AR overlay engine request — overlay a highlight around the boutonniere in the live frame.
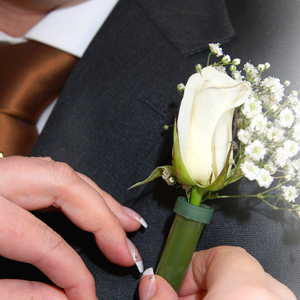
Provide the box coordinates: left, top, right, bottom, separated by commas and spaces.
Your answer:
132, 43, 300, 293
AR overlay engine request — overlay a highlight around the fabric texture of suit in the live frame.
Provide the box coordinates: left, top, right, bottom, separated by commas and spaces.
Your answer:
1, 0, 300, 298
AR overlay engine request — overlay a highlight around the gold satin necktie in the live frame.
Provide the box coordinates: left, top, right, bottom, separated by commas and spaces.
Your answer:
0, 40, 78, 156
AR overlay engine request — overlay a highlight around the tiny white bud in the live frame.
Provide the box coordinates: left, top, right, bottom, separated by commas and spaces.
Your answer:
229, 159, 235, 165
169, 176, 176, 183
284, 80, 291, 87
291, 90, 298, 97
270, 104, 278, 112
264, 62, 271, 69
209, 43, 223, 57
257, 64, 265, 72
232, 58, 241, 66
285, 173, 292, 181
230, 65, 236, 72
222, 55, 231, 63
195, 64, 202, 72
177, 83, 185, 93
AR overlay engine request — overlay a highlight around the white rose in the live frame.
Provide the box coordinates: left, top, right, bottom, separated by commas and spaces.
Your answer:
176, 66, 251, 187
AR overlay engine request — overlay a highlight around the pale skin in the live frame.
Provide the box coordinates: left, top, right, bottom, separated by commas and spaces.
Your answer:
0, 1, 297, 299
0, 156, 144, 300
139, 246, 297, 300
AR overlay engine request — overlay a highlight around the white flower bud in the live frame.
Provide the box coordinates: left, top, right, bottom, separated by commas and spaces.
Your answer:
257, 64, 265, 72
195, 64, 202, 72
168, 176, 176, 185
264, 62, 271, 69
229, 159, 235, 165
230, 65, 236, 72
284, 80, 291, 87
177, 83, 185, 93
222, 55, 231, 63
284, 173, 292, 181
232, 58, 241, 66
209, 43, 223, 57
270, 104, 278, 112
291, 90, 298, 97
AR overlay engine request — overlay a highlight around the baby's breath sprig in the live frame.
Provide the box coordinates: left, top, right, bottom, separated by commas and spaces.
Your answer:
206, 43, 300, 218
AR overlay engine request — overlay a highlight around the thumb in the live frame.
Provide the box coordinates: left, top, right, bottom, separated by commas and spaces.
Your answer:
139, 268, 178, 300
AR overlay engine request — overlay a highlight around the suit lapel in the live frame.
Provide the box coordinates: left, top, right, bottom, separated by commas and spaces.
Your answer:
32, 0, 235, 204
136, 0, 235, 56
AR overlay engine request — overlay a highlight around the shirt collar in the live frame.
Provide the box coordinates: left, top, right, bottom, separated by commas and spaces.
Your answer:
23, 0, 118, 57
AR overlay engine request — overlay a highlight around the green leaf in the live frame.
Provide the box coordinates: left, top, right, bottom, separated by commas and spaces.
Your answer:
206, 143, 233, 192
129, 165, 173, 189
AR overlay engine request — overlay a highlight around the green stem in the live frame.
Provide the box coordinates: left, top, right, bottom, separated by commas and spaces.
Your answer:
155, 197, 214, 293
190, 186, 206, 206
216, 194, 275, 199
155, 214, 205, 292
207, 53, 212, 66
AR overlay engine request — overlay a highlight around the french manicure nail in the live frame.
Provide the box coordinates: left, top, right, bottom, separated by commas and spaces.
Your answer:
126, 238, 144, 273
123, 206, 148, 228
142, 267, 154, 278
142, 268, 156, 300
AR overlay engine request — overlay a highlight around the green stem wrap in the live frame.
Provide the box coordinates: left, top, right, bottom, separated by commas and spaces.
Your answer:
155, 197, 214, 293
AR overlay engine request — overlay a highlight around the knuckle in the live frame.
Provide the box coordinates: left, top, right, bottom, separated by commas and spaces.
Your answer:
41, 225, 64, 254
50, 161, 79, 189
33, 225, 66, 267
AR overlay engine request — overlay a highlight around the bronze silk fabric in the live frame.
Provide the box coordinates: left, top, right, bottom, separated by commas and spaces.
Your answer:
0, 40, 77, 156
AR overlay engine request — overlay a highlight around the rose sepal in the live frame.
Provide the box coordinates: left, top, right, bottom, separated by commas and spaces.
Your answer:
129, 165, 174, 189
172, 121, 205, 189
206, 143, 233, 191
225, 166, 243, 186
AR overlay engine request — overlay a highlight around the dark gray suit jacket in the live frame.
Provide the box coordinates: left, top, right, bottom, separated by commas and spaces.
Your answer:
2, 0, 300, 298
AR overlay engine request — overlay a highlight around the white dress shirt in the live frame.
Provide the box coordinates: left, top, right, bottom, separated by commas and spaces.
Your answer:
0, 0, 119, 133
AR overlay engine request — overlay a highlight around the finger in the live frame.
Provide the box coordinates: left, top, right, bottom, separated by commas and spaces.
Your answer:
77, 172, 148, 231
180, 246, 295, 300
139, 268, 178, 300
0, 156, 142, 269
0, 196, 97, 300
178, 247, 262, 297
266, 273, 297, 300
0, 279, 69, 300
178, 254, 206, 299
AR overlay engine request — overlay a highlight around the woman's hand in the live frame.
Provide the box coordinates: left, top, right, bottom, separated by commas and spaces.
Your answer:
0, 156, 146, 300
139, 246, 296, 300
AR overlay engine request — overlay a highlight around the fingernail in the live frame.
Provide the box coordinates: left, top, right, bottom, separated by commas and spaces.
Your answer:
126, 238, 144, 273
142, 267, 154, 278
142, 268, 156, 300
123, 206, 148, 228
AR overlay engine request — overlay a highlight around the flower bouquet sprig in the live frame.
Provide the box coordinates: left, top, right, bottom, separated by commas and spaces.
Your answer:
132, 43, 300, 292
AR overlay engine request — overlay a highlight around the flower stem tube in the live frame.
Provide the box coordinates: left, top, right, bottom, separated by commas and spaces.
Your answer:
155, 197, 214, 293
